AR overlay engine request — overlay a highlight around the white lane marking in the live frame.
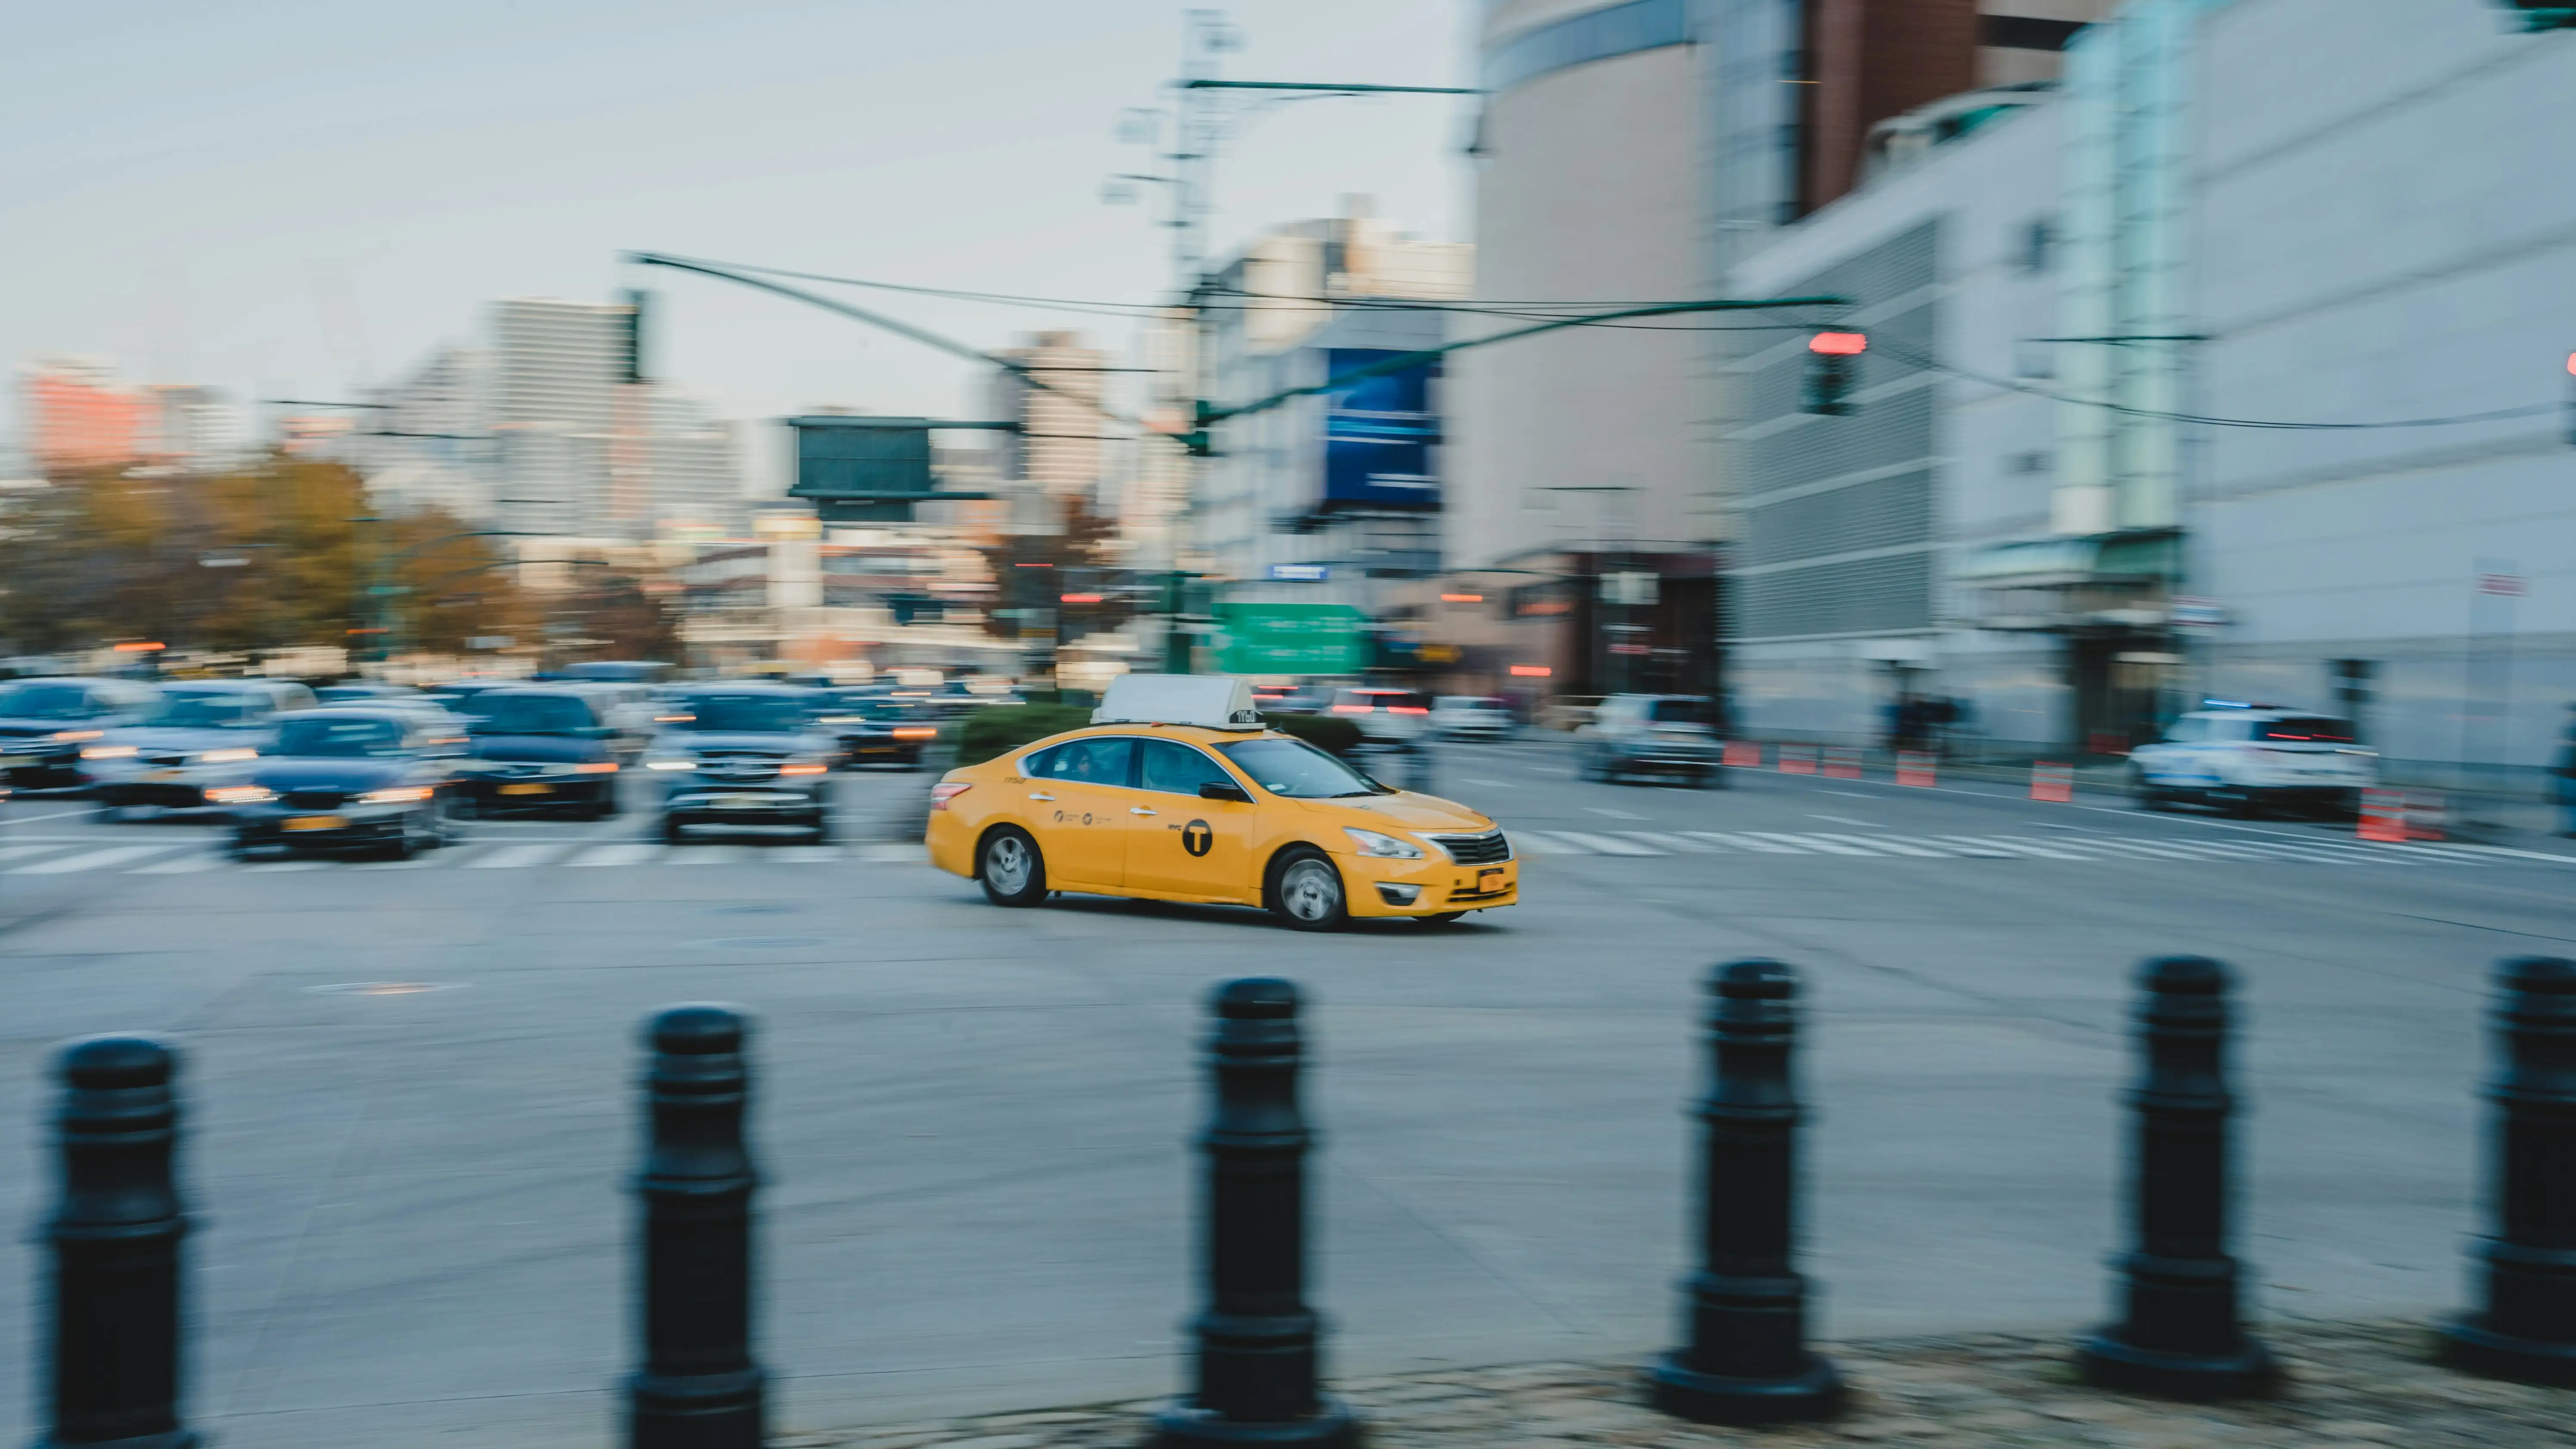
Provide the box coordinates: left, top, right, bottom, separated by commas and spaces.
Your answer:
1509, 831, 1590, 856
2424, 841, 2576, 867
1462, 778, 1511, 788
566, 843, 662, 868
772, 846, 844, 863
0, 842, 74, 862
1807, 814, 1879, 828
0, 806, 112, 825
1585, 807, 1647, 820
1686, 832, 1810, 853
1948, 837, 2097, 859
131, 852, 226, 874
1622, 831, 1721, 853
2035, 836, 2216, 862
665, 845, 754, 865
1805, 833, 1950, 858
242, 859, 337, 872
1742, 832, 1882, 856
351, 852, 444, 870
857, 842, 927, 862
1544, 830, 1663, 856
10, 844, 181, 874
1925, 837, 2022, 858
466, 844, 571, 869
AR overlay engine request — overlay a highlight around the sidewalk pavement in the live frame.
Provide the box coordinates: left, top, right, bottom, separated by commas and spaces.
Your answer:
779, 1319, 2565, 1448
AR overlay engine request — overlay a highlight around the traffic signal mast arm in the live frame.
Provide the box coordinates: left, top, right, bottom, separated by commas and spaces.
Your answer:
1188, 295, 1848, 448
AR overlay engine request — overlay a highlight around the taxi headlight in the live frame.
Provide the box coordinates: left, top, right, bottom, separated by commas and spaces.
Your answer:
361, 786, 434, 805
209, 785, 274, 805
200, 747, 258, 764
1343, 827, 1425, 859
80, 744, 138, 760
644, 756, 697, 771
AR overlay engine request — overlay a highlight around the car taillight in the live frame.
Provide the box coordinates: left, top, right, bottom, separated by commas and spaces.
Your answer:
1389, 706, 1429, 715
1331, 704, 1373, 715
893, 727, 937, 740
929, 783, 972, 811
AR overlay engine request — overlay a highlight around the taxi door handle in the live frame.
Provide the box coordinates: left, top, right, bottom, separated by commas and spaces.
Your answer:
1130, 806, 1158, 816
1028, 792, 1055, 801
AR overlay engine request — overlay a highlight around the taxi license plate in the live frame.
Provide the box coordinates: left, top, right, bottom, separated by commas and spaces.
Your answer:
499, 782, 553, 795
284, 815, 346, 832
1478, 868, 1506, 893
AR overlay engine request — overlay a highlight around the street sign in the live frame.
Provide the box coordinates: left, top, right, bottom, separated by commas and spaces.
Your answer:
1212, 602, 1370, 676
1268, 563, 1331, 581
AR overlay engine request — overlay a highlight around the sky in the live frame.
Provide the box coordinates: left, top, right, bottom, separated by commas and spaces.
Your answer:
0, 0, 1478, 487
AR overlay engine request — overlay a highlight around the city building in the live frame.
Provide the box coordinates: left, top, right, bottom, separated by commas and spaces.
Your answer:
1189, 203, 1471, 623
990, 330, 1109, 512
674, 504, 1011, 674
20, 358, 150, 471
1715, 0, 2576, 795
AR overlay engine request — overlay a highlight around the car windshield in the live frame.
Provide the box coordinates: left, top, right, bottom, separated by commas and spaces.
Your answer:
148, 694, 257, 728
275, 717, 409, 758
0, 682, 101, 720
1215, 737, 1390, 799
473, 694, 596, 734
1646, 699, 1707, 724
674, 694, 808, 733
2257, 716, 2355, 743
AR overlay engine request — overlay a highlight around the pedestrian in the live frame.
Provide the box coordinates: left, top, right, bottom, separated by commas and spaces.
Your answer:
2553, 704, 2576, 838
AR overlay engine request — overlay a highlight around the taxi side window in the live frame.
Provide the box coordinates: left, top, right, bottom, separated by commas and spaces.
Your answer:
1138, 738, 1235, 797
1026, 737, 1136, 787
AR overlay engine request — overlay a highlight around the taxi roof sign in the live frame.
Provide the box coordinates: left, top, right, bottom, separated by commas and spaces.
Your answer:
1091, 674, 1264, 731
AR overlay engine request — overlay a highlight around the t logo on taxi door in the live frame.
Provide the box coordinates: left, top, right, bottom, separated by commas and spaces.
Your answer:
1182, 819, 1214, 857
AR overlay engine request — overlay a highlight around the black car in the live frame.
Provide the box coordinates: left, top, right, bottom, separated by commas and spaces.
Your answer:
449, 687, 623, 819
0, 677, 161, 790
817, 690, 938, 769
227, 709, 460, 860
645, 686, 837, 843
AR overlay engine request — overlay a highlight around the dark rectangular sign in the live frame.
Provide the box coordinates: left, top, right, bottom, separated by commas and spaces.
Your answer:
1322, 349, 1440, 510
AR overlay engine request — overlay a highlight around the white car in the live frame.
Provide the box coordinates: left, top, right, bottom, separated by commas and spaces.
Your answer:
2128, 706, 2376, 817
85, 679, 318, 819
1329, 687, 1433, 748
1430, 696, 1517, 742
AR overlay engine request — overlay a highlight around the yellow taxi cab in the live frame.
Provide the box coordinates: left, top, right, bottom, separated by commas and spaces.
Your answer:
925, 675, 1517, 931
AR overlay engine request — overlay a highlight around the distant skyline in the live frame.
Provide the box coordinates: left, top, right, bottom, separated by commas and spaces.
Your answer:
1, 0, 1475, 487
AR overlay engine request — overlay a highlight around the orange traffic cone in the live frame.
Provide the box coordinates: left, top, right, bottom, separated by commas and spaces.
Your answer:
2357, 788, 2407, 842
1723, 740, 1761, 768
1823, 747, 1863, 780
2031, 762, 2074, 803
1895, 751, 1936, 787
1779, 745, 1817, 775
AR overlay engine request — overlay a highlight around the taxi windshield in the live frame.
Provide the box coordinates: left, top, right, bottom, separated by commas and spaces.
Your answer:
1214, 737, 1390, 799
276, 717, 409, 758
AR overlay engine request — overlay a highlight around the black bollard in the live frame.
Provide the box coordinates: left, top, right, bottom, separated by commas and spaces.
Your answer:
2443, 956, 2576, 1384
40, 1036, 196, 1449
1153, 979, 1357, 1448
627, 1006, 764, 1449
2077, 956, 2275, 1398
1647, 961, 1842, 1424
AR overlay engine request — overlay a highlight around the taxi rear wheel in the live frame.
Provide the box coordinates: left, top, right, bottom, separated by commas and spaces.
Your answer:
979, 827, 1047, 907
1269, 847, 1348, 932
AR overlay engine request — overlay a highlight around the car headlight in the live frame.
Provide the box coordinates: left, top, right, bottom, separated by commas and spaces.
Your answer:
644, 756, 697, 771
199, 747, 258, 764
574, 761, 618, 774
53, 730, 103, 742
209, 785, 274, 805
80, 744, 138, 760
780, 759, 829, 777
361, 786, 434, 805
1343, 826, 1425, 859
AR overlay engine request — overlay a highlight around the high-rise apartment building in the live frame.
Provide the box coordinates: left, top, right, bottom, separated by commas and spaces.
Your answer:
20, 358, 150, 471
989, 331, 1108, 505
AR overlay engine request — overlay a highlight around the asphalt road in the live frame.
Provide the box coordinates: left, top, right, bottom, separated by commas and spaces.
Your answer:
1, 743, 2570, 1446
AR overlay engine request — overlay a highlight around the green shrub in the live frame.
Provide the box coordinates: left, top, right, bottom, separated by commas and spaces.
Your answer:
952, 703, 1093, 766
1262, 711, 1361, 757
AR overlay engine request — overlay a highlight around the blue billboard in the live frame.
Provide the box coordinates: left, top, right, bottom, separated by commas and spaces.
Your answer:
1322, 348, 1440, 510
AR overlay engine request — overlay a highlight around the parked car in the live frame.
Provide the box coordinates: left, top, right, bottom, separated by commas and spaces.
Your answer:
1575, 694, 1722, 787
1430, 695, 1517, 742
645, 685, 838, 843
224, 709, 461, 860
2128, 705, 2376, 817
86, 678, 317, 819
449, 687, 623, 819
0, 677, 161, 791
1537, 695, 1607, 733
816, 690, 940, 769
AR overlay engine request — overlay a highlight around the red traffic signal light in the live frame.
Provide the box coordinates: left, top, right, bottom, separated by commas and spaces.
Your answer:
1808, 331, 1868, 356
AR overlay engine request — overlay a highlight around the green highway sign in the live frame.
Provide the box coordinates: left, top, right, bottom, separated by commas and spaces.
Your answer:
1212, 602, 1370, 675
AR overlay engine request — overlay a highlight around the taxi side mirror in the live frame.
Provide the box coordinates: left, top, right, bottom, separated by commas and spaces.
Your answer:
1199, 782, 1251, 803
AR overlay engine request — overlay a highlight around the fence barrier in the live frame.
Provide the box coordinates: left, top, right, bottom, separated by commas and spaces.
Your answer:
1723, 741, 1762, 769
2032, 762, 2074, 803
2076, 958, 2275, 1397
33, 957, 2576, 1434
1647, 961, 1842, 1423
1822, 747, 1864, 781
1895, 751, 1937, 788
1778, 746, 1817, 776
2442, 957, 2576, 1385
1154, 979, 1356, 1446
2359, 789, 2408, 842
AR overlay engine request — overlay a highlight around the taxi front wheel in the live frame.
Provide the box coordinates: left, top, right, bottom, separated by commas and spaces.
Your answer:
1269, 847, 1348, 932
979, 827, 1048, 907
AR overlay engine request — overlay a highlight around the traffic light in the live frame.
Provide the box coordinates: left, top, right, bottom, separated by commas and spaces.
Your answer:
2501, 2, 2576, 29
1801, 331, 1867, 416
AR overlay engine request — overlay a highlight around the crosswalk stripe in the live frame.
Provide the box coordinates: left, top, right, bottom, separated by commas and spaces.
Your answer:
466, 844, 570, 869
1742, 832, 1880, 856
131, 852, 226, 874
2028, 836, 2215, 862
1804, 833, 1951, 857
10, 844, 180, 875
772, 846, 844, 863
1620, 831, 1721, 853
242, 859, 337, 872
665, 845, 754, 865
1543, 830, 1664, 856
0, 842, 73, 862
567, 843, 662, 868
1685, 832, 1811, 853
1946, 837, 2096, 859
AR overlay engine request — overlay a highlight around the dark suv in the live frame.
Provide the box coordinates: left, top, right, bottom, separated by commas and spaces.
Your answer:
645, 686, 837, 843
450, 687, 623, 819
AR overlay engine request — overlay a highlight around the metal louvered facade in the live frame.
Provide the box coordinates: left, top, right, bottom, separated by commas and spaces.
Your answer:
1725, 221, 1941, 643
